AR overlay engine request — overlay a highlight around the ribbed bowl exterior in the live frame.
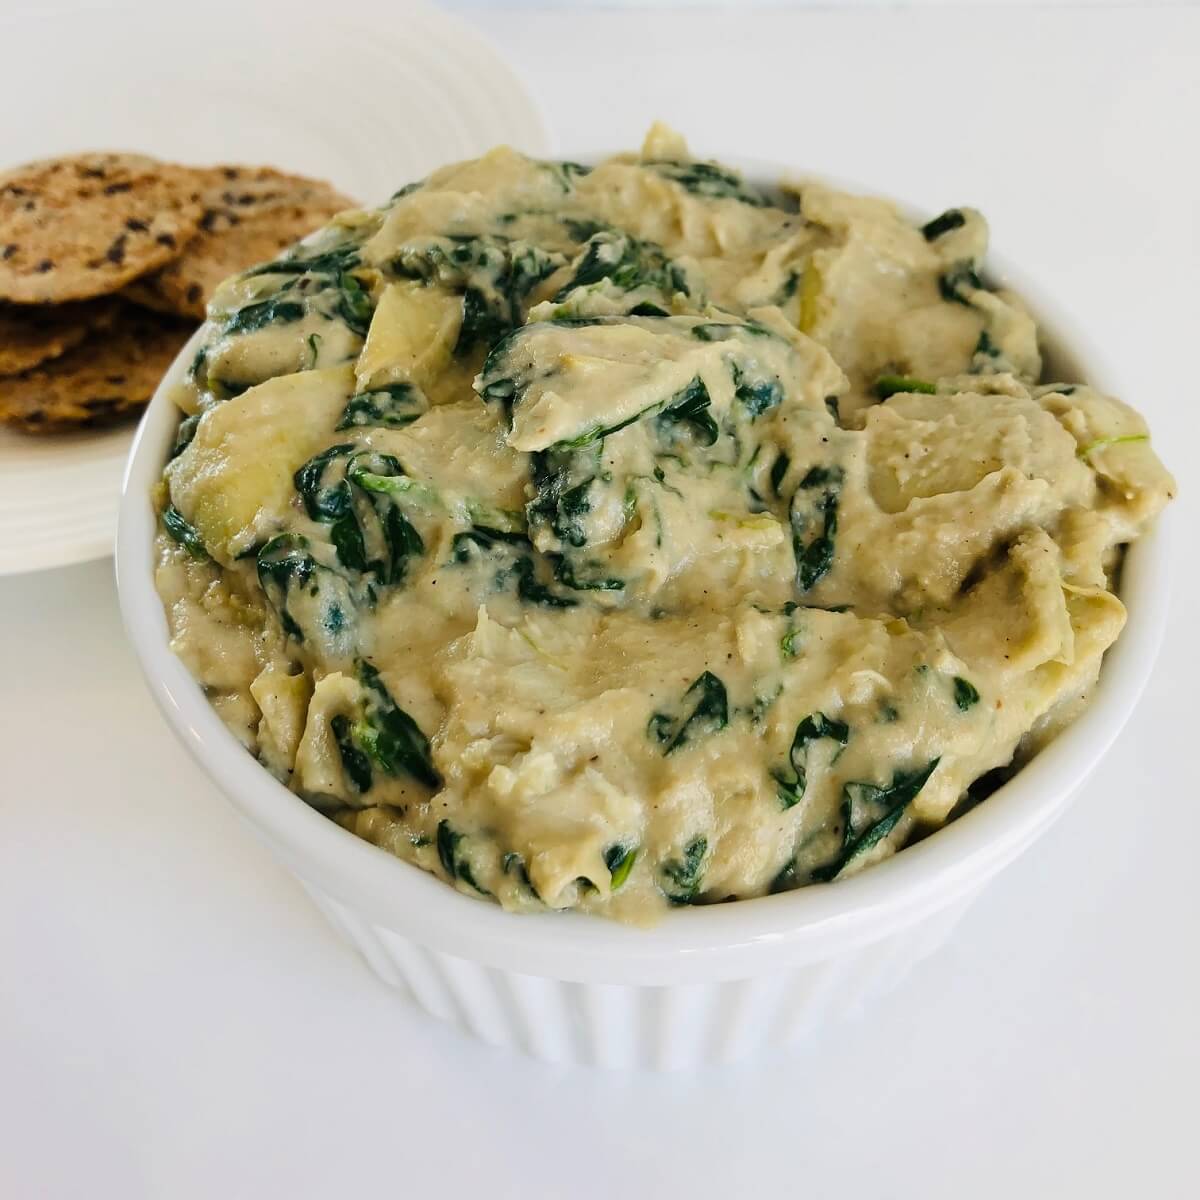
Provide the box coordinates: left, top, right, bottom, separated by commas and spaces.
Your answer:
303, 884, 977, 1070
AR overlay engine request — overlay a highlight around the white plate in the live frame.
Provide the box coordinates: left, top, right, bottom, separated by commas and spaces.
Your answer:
0, 0, 549, 577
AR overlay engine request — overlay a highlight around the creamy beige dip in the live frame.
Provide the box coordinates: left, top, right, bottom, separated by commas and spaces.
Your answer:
154, 125, 1174, 922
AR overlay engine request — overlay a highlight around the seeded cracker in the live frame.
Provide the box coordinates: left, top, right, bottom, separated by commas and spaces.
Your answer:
0, 153, 204, 303
0, 297, 119, 374
0, 304, 192, 433
123, 166, 355, 319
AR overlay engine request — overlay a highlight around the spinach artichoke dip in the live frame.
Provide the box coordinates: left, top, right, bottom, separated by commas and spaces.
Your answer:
154, 125, 1174, 922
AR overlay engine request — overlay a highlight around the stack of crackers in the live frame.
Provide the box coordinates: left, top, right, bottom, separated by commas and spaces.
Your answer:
0, 152, 353, 434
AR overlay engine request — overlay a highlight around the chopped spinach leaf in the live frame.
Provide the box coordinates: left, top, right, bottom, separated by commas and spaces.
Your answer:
657, 376, 718, 446
329, 504, 369, 573
455, 284, 510, 356
242, 243, 361, 279
799, 465, 841, 489
938, 263, 984, 305
209, 378, 253, 400
220, 296, 305, 336
450, 524, 531, 562
921, 209, 966, 241
356, 661, 440, 788
294, 443, 357, 521
331, 714, 373, 792
336, 272, 374, 336
732, 362, 783, 417
604, 844, 638, 891
953, 676, 980, 711
345, 452, 437, 507
770, 857, 798, 894
649, 671, 729, 755
449, 523, 577, 608
336, 383, 427, 431
435, 820, 488, 894
161, 504, 208, 560
293, 444, 371, 573
295, 448, 428, 584
813, 758, 940, 881
749, 688, 781, 724
650, 160, 767, 207
502, 850, 539, 897
435, 820, 460, 876
659, 836, 708, 904
874, 374, 936, 400
791, 466, 843, 591
376, 503, 424, 585
553, 230, 689, 302
256, 533, 317, 642
553, 555, 625, 592
557, 412, 642, 450
974, 329, 999, 359
544, 160, 592, 192
690, 323, 735, 342
526, 448, 594, 545
479, 374, 517, 408
562, 217, 607, 242
691, 320, 774, 343
962, 765, 1011, 811
393, 234, 560, 358
553, 477, 593, 548
771, 712, 850, 809
170, 412, 201, 460
770, 451, 791, 497
391, 180, 424, 201
254, 537, 357, 651
509, 556, 578, 608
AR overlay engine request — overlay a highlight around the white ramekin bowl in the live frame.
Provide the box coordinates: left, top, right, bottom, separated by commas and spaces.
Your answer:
116, 161, 1171, 1070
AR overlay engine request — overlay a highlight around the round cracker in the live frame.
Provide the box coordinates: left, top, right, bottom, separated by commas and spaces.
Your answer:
0, 297, 119, 374
0, 304, 192, 433
123, 166, 355, 319
0, 152, 204, 303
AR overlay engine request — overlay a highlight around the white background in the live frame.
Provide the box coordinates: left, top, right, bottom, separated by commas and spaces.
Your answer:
3, 3, 1199, 1197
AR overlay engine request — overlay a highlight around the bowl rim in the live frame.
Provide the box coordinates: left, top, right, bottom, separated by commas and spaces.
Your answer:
115, 154, 1172, 986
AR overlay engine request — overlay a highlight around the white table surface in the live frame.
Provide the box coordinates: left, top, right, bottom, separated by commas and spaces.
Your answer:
3, 4, 1198, 1197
